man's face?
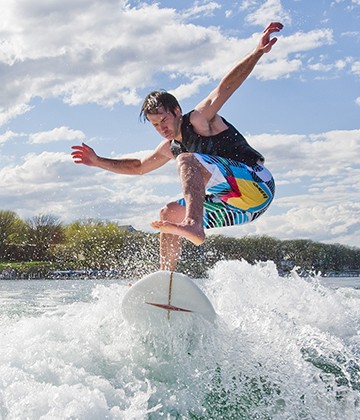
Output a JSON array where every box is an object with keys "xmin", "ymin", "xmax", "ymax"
[{"xmin": 147, "ymin": 106, "xmax": 182, "ymax": 140}]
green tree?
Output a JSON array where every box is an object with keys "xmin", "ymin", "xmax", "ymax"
[
  {"xmin": 0, "ymin": 210, "xmax": 18, "ymax": 245},
  {"xmin": 0, "ymin": 210, "xmax": 28, "ymax": 261},
  {"xmin": 53, "ymin": 219, "xmax": 150, "ymax": 272},
  {"xmin": 24, "ymin": 214, "xmax": 65, "ymax": 261}
]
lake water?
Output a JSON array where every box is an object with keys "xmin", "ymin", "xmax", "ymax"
[{"xmin": 0, "ymin": 260, "xmax": 359, "ymax": 419}]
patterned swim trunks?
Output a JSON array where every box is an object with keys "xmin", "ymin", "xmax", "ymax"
[{"xmin": 177, "ymin": 153, "xmax": 275, "ymax": 229}]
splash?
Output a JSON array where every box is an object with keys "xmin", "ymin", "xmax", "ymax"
[{"xmin": 0, "ymin": 260, "xmax": 358, "ymax": 419}]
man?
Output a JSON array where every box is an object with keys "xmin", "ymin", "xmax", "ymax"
[{"xmin": 71, "ymin": 22, "xmax": 283, "ymax": 271}]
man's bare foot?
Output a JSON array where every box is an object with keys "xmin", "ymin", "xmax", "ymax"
[{"xmin": 151, "ymin": 220, "xmax": 205, "ymax": 246}]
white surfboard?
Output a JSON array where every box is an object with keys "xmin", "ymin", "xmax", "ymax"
[{"xmin": 122, "ymin": 271, "xmax": 216, "ymax": 330}]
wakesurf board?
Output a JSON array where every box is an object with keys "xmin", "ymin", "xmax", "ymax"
[{"xmin": 122, "ymin": 271, "xmax": 216, "ymax": 330}]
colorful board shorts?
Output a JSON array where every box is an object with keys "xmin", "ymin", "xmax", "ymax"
[{"xmin": 177, "ymin": 153, "xmax": 275, "ymax": 229}]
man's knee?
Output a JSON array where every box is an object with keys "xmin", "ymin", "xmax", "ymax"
[
  {"xmin": 159, "ymin": 202, "xmax": 185, "ymax": 222},
  {"xmin": 177, "ymin": 153, "xmax": 211, "ymax": 184},
  {"xmin": 176, "ymin": 152, "xmax": 198, "ymax": 167},
  {"xmin": 159, "ymin": 205, "xmax": 170, "ymax": 221}
]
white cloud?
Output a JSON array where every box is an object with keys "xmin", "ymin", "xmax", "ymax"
[
  {"xmin": 0, "ymin": 130, "xmax": 25, "ymax": 144},
  {"xmin": 308, "ymin": 58, "xmax": 352, "ymax": 73},
  {"xmin": 254, "ymin": 58, "xmax": 302, "ymax": 80},
  {"xmin": 210, "ymin": 202, "xmax": 360, "ymax": 248},
  {"xmin": 170, "ymin": 76, "xmax": 211, "ymax": 100},
  {"xmin": 0, "ymin": 152, "xmax": 71, "ymax": 187},
  {"xmin": 0, "ymin": 103, "xmax": 32, "ymax": 127},
  {"xmin": 181, "ymin": 1, "xmax": 221, "ymax": 20},
  {"xmin": 29, "ymin": 127, "xmax": 85, "ymax": 144},
  {"xmin": 244, "ymin": 0, "xmax": 292, "ymax": 26},
  {"xmin": 279, "ymin": 29, "xmax": 334, "ymax": 56},
  {"xmin": 249, "ymin": 129, "xmax": 360, "ymax": 177},
  {"xmin": 0, "ymin": 149, "xmax": 180, "ymax": 226},
  {"xmin": 351, "ymin": 61, "xmax": 360, "ymax": 76}
]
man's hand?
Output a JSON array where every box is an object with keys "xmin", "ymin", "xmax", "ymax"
[
  {"xmin": 257, "ymin": 22, "xmax": 283, "ymax": 54},
  {"xmin": 71, "ymin": 143, "xmax": 98, "ymax": 166}
]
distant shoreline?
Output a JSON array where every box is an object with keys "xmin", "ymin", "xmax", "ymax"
[{"xmin": 1, "ymin": 268, "xmax": 359, "ymax": 281}]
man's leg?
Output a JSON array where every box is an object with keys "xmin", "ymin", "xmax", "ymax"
[
  {"xmin": 151, "ymin": 153, "xmax": 211, "ymax": 254},
  {"xmin": 158, "ymin": 201, "xmax": 185, "ymax": 271}
]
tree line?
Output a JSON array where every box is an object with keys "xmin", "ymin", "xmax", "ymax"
[{"xmin": 0, "ymin": 209, "xmax": 359, "ymax": 279}]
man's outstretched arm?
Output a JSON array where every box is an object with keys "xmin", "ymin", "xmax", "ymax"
[
  {"xmin": 71, "ymin": 141, "xmax": 171, "ymax": 175},
  {"xmin": 195, "ymin": 22, "xmax": 283, "ymax": 121}
]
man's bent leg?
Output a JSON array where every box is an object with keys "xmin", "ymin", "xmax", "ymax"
[{"xmin": 151, "ymin": 153, "xmax": 211, "ymax": 246}]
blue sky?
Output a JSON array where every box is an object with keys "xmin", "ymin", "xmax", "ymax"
[{"xmin": 0, "ymin": 0, "xmax": 359, "ymax": 247}]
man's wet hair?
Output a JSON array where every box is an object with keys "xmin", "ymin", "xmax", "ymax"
[{"xmin": 140, "ymin": 90, "xmax": 182, "ymax": 122}]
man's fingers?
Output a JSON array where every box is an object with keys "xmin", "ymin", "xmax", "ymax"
[
  {"xmin": 264, "ymin": 22, "xmax": 283, "ymax": 33},
  {"xmin": 71, "ymin": 152, "xmax": 82, "ymax": 158},
  {"xmin": 72, "ymin": 155, "xmax": 84, "ymax": 163},
  {"xmin": 269, "ymin": 37, "xmax": 278, "ymax": 46}
]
